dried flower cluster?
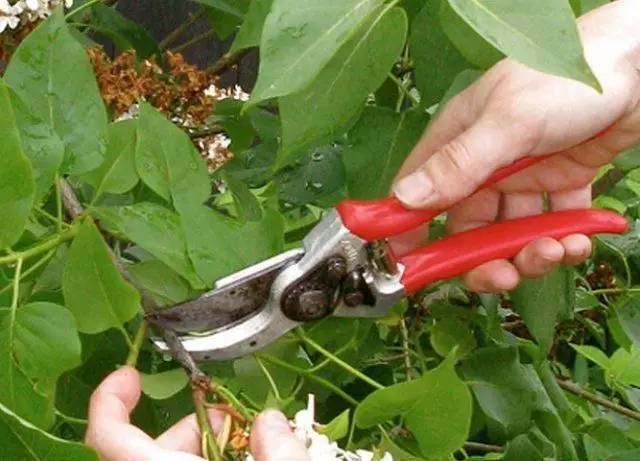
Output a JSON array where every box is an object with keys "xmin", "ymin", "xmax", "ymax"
[{"xmin": 0, "ymin": 0, "xmax": 71, "ymax": 34}]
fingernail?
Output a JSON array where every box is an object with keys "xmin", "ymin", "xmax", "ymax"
[{"xmin": 392, "ymin": 169, "xmax": 435, "ymax": 207}]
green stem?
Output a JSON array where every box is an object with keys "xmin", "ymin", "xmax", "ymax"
[
  {"xmin": 55, "ymin": 175, "xmax": 63, "ymax": 232},
  {"xmin": 33, "ymin": 207, "xmax": 69, "ymax": 229},
  {"xmin": 296, "ymin": 330, "xmax": 384, "ymax": 390},
  {"xmin": 55, "ymin": 410, "xmax": 88, "ymax": 426},
  {"xmin": 389, "ymin": 73, "xmax": 418, "ymax": 111},
  {"xmin": 598, "ymin": 238, "xmax": 631, "ymax": 287},
  {"xmin": 171, "ymin": 30, "xmax": 216, "ymax": 54},
  {"xmin": 591, "ymin": 287, "xmax": 640, "ymax": 296},
  {"xmin": 8, "ymin": 258, "xmax": 24, "ymax": 359},
  {"xmin": 0, "ymin": 224, "xmax": 80, "ymax": 266},
  {"xmin": 194, "ymin": 391, "xmax": 223, "ymax": 461},
  {"xmin": 65, "ymin": 0, "xmax": 105, "ymax": 19},
  {"xmin": 125, "ymin": 321, "xmax": 148, "ymax": 367},
  {"xmin": 308, "ymin": 338, "xmax": 356, "ymax": 373},
  {"xmin": 0, "ymin": 249, "xmax": 55, "ymax": 297},
  {"xmin": 255, "ymin": 356, "xmax": 282, "ymax": 401},
  {"xmin": 258, "ymin": 353, "xmax": 359, "ymax": 406}
]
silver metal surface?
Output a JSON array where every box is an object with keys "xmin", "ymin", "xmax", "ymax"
[{"xmin": 150, "ymin": 211, "xmax": 406, "ymax": 361}]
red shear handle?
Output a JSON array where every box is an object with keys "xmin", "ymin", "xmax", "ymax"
[
  {"xmin": 397, "ymin": 209, "xmax": 628, "ymax": 294},
  {"xmin": 337, "ymin": 155, "xmax": 552, "ymax": 241}
]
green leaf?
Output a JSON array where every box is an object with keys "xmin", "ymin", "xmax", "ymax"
[
  {"xmin": 0, "ymin": 314, "xmax": 55, "ymax": 428},
  {"xmin": 97, "ymin": 202, "xmax": 205, "ymax": 288},
  {"xmin": 3, "ymin": 81, "xmax": 64, "ymax": 202},
  {"xmin": 135, "ymin": 103, "xmax": 210, "ymax": 212},
  {"xmin": 4, "ymin": 302, "xmax": 81, "ymax": 379},
  {"xmin": 196, "ymin": 0, "xmax": 247, "ymax": 17},
  {"xmin": 440, "ymin": 0, "xmax": 503, "ymax": 69},
  {"xmin": 430, "ymin": 317, "xmax": 477, "ymax": 359},
  {"xmin": 318, "ymin": 409, "xmax": 350, "ymax": 441},
  {"xmin": 571, "ymin": 344, "xmax": 612, "ymax": 371},
  {"xmin": 180, "ymin": 204, "xmax": 284, "ymax": 284},
  {"xmin": 378, "ymin": 433, "xmax": 425, "ymax": 461},
  {"xmin": 510, "ymin": 266, "xmax": 575, "ymax": 355},
  {"xmin": 500, "ymin": 434, "xmax": 546, "ymax": 461},
  {"xmin": 91, "ymin": 4, "xmax": 159, "ymax": 59},
  {"xmin": 444, "ymin": 0, "xmax": 600, "ymax": 90},
  {"xmin": 4, "ymin": 7, "xmax": 108, "ymax": 174},
  {"xmin": 276, "ymin": 143, "xmax": 346, "ymax": 207},
  {"xmin": 249, "ymin": 0, "xmax": 384, "ymax": 105},
  {"xmin": 607, "ymin": 451, "xmax": 640, "ymax": 461},
  {"xmin": 128, "ymin": 259, "xmax": 193, "ymax": 306},
  {"xmin": 224, "ymin": 175, "xmax": 263, "ymax": 221},
  {"xmin": 459, "ymin": 346, "xmax": 538, "ymax": 437},
  {"xmin": 83, "ymin": 120, "xmax": 139, "ymax": 197},
  {"xmin": 410, "ymin": 0, "xmax": 474, "ymax": 108},
  {"xmin": 203, "ymin": 1, "xmax": 250, "ymax": 40},
  {"xmin": 0, "ymin": 81, "xmax": 36, "ymax": 249},
  {"xmin": 609, "ymin": 346, "xmax": 640, "ymax": 388},
  {"xmin": 344, "ymin": 107, "xmax": 427, "ymax": 199},
  {"xmin": 140, "ymin": 369, "xmax": 189, "ymax": 400},
  {"xmin": 62, "ymin": 219, "xmax": 141, "ymax": 334},
  {"xmin": 231, "ymin": 0, "xmax": 274, "ymax": 52},
  {"xmin": 615, "ymin": 296, "xmax": 640, "ymax": 347},
  {"xmin": 0, "ymin": 401, "xmax": 98, "ymax": 461},
  {"xmin": 355, "ymin": 353, "xmax": 472, "ymax": 456},
  {"xmin": 577, "ymin": 0, "xmax": 609, "ymax": 15},
  {"xmin": 278, "ymin": 6, "xmax": 408, "ymax": 164}
]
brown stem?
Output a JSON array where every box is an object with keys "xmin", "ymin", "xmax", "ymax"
[
  {"xmin": 205, "ymin": 49, "xmax": 249, "ymax": 75},
  {"xmin": 463, "ymin": 442, "xmax": 502, "ymax": 454},
  {"xmin": 159, "ymin": 10, "xmax": 207, "ymax": 51},
  {"xmin": 592, "ymin": 167, "xmax": 625, "ymax": 198},
  {"xmin": 556, "ymin": 378, "xmax": 640, "ymax": 421},
  {"xmin": 189, "ymin": 125, "xmax": 225, "ymax": 139},
  {"xmin": 171, "ymin": 30, "xmax": 217, "ymax": 54}
]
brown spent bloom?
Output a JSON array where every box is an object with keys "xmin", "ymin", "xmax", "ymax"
[{"xmin": 0, "ymin": 18, "xmax": 42, "ymax": 68}]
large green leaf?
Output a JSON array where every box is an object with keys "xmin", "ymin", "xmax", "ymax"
[
  {"xmin": 128, "ymin": 259, "xmax": 194, "ymax": 306},
  {"xmin": 231, "ymin": 0, "xmax": 274, "ymax": 52},
  {"xmin": 344, "ymin": 106, "xmax": 427, "ymax": 199},
  {"xmin": 0, "ymin": 302, "xmax": 81, "ymax": 379},
  {"xmin": 459, "ymin": 346, "xmax": 539, "ymax": 437},
  {"xmin": 444, "ymin": 0, "xmax": 600, "ymax": 90},
  {"xmin": 355, "ymin": 353, "xmax": 472, "ymax": 456},
  {"xmin": 0, "ymin": 313, "xmax": 55, "ymax": 428},
  {"xmin": 4, "ymin": 81, "xmax": 64, "ymax": 202},
  {"xmin": 510, "ymin": 267, "xmax": 575, "ymax": 355},
  {"xmin": 278, "ymin": 6, "xmax": 408, "ymax": 165},
  {"xmin": 0, "ymin": 402, "xmax": 98, "ymax": 460},
  {"xmin": 615, "ymin": 296, "xmax": 640, "ymax": 347},
  {"xmin": 249, "ymin": 0, "xmax": 384, "ymax": 105},
  {"xmin": 180, "ymin": 204, "xmax": 284, "ymax": 284},
  {"xmin": 411, "ymin": 0, "xmax": 474, "ymax": 108},
  {"xmin": 62, "ymin": 219, "xmax": 141, "ymax": 334},
  {"xmin": 135, "ymin": 103, "xmax": 210, "ymax": 213},
  {"xmin": 140, "ymin": 368, "xmax": 189, "ymax": 400},
  {"xmin": 91, "ymin": 4, "xmax": 159, "ymax": 59},
  {"xmin": 83, "ymin": 120, "xmax": 139, "ymax": 197},
  {"xmin": 440, "ymin": 0, "xmax": 503, "ymax": 69},
  {"xmin": 4, "ymin": 7, "xmax": 108, "ymax": 174},
  {"xmin": 0, "ymin": 81, "xmax": 36, "ymax": 249},
  {"xmin": 96, "ymin": 202, "xmax": 205, "ymax": 288}
]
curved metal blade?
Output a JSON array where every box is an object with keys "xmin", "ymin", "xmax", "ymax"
[{"xmin": 145, "ymin": 249, "xmax": 304, "ymax": 333}]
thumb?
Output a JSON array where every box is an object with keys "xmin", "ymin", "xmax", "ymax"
[
  {"xmin": 249, "ymin": 410, "xmax": 311, "ymax": 461},
  {"xmin": 392, "ymin": 117, "xmax": 533, "ymax": 209}
]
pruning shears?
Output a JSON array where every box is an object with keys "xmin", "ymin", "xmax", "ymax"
[{"xmin": 146, "ymin": 154, "xmax": 628, "ymax": 361}]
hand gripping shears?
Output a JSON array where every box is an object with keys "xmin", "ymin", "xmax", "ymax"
[{"xmin": 146, "ymin": 155, "xmax": 628, "ymax": 361}]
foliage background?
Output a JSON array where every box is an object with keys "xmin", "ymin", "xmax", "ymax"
[{"xmin": 3, "ymin": 0, "xmax": 640, "ymax": 460}]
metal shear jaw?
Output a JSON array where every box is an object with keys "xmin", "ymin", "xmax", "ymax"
[{"xmin": 149, "ymin": 209, "xmax": 406, "ymax": 361}]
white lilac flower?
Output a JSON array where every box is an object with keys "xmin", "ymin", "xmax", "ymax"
[
  {"xmin": 246, "ymin": 395, "xmax": 393, "ymax": 461},
  {"xmin": 204, "ymin": 83, "xmax": 250, "ymax": 102}
]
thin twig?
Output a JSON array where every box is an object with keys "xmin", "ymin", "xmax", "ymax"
[
  {"xmin": 193, "ymin": 387, "xmax": 223, "ymax": 461},
  {"xmin": 463, "ymin": 442, "xmax": 502, "ymax": 454},
  {"xmin": 556, "ymin": 378, "xmax": 640, "ymax": 421},
  {"xmin": 171, "ymin": 30, "xmax": 217, "ymax": 54},
  {"xmin": 399, "ymin": 319, "xmax": 413, "ymax": 380},
  {"xmin": 159, "ymin": 10, "xmax": 207, "ymax": 51},
  {"xmin": 205, "ymin": 49, "xmax": 249, "ymax": 75},
  {"xmin": 189, "ymin": 125, "xmax": 225, "ymax": 140}
]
